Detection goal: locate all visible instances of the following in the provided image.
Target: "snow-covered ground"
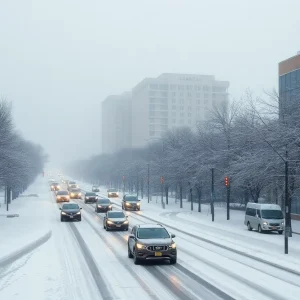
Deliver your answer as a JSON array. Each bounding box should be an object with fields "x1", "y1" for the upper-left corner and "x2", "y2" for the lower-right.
[{"x1": 1, "y1": 176, "x2": 300, "y2": 300}]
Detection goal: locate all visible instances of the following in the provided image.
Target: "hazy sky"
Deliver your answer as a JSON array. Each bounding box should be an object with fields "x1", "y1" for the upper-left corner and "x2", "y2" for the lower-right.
[{"x1": 0, "y1": 0, "x2": 299, "y2": 164}]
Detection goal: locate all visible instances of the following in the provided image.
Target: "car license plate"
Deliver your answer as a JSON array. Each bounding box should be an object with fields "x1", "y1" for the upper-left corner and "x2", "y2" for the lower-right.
[
  {"x1": 271, "y1": 226, "x2": 276, "y2": 229},
  {"x1": 70, "y1": 216, "x2": 73, "y2": 219},
  {"x1": 116, "y1": 225, "x2": 121, "y2": 227},
  {"x1": 155, "y1": 252, "x2": 162, "y2": 256}
]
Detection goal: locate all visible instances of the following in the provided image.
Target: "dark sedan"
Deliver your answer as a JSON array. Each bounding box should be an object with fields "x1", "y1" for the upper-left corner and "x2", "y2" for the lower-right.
[
  {"x1": 103, "y1": 211, "x2": 129, "y2": 231},
  {"x1": 122, "y1": 195, "x2": 141, "y2": 211},
  {"x1": 60, "y1": 203, "x2": 82, "y2": 222},
  {"x1": 95, "y1": 198, "x2": 112, "y2": 212},
  {"x1": 84, "y1": 192, "x2": 98, "y2": 204},
  {"x1": 51, "y1": 182, "x2": 60, "y2": 191}
]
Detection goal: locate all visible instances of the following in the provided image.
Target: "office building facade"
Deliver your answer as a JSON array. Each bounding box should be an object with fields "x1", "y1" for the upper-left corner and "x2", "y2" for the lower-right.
[
  {"x1": 279, "y1": 53, "x2": 300, "y2": 119},
  {"x1": 131, "y1": 73, "x2": 229, "y2": 148},
  {"x1": 101, "y1": 92, "x2": 131, "y2": 154}
]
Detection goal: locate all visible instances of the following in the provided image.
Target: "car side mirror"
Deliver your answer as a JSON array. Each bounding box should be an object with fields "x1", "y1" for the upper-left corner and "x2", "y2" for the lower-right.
[
  {"x1": 171, "y1": 234, "x2": 175, "y2": 238},
  {"x1": 59, "y1": 208, "x2": 61, "y2": 210},
  {"x1": 126, "y1": 215, "x2": 129, "y2": 218},
  {"x1": 128, "y1": 234, "x2": 134, "y2": 239},
  {"x1": 80, "y1": 208, "x2": 82, "y2": 210}
]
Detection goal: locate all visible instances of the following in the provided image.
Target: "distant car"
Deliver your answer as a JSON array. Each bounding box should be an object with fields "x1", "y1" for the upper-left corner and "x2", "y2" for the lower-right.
[
  {"x1": 51, "y1": 182, "x2": 60, "y2": 191},
  {"x1": 107, "y1": 188, "x2": 119, "y2": 197},
  {"x1": 122, "y1": 195, "x2": 141, "y2": 211},
  {"x1": 69, "y1": 188, "x2": 82, "y2": 199},
  {"x1": 128, "y1": 224, "x2": 177, "y2": 265},
  {"x1": 84, "y1": 192, "x2": 98, "y2": 204},
  {"x1": 92, "y1": 186, "x2": 100, "y2": 192},
  {"x1": 95, "y1": 198, "x2": 112, "y2": 213},
  {"x1": 103, "y1": 211, "x2": 128, "y2": 231},
  {"x1": 68, "y1": 184, "x2": 79, "y2": 191},
  {"x1": 60, "y1": 203, "x2": 82, "y2": 222},
  {"x1": 56, "y1": 190, "x2": 70, "y2": 202}
]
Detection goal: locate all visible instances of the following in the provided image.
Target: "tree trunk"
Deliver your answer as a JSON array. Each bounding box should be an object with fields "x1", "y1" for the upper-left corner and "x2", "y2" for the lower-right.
[
  {"x1": 179, "y1": 183, "x2": 183, "y2": 208},
  {"x1": 165, "y1": 186, "x2": 169, "y2": 205},
  {"x1": 196, "y1": 186, "x2": 202, "y2": 212}
]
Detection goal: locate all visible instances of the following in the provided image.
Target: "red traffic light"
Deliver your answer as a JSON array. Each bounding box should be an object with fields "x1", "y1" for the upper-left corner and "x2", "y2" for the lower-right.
[
  {"x1": 160, "y1": 176, "x2": 164, "y2": 184},
  {"x1": 224, "y1": 176, "x2": 229, "y2": 187}
]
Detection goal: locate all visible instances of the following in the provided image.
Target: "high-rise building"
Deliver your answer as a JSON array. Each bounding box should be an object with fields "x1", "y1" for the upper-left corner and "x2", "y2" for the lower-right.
[
  {"x1": 101, "y1": 92, "x2": 131, "y2": 154},
  {"x1": 131, "y1": 73, "x2": 229, "y2": 148},
  {"x1": 279, "y1": 52, "x2": 300, "y2": 119}
]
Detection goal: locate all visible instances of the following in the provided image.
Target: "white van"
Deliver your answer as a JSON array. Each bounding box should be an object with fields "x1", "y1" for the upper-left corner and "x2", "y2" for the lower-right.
[{"x1": 244, "y1": 203, "x2": 284, "y2": 234}]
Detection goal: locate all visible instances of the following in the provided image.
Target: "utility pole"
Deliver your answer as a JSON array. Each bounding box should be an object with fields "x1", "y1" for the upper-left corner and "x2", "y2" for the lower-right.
[
  {"x1": 189, "y1": 182, "x2": 193, "y2": 211},
  {"x1": 211, "y1": 168, "x2": 215, "y2": 222},
  {"x1": 285, "y1": 158, "x2": 289, "y2": 254},
  {"x1": 147, "y1": 163, "x2": 150, "y2": 203}
]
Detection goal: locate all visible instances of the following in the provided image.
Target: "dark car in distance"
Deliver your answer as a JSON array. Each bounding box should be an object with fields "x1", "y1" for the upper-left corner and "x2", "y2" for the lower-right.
[
  {"x1": 128, "y1": 224, "x2": 177, "y2": 265},
  {"x1": 84, "y1": 192, "x2": 98, "y2": 204},
  {"x1": 95, "y1": 198, "x2": 112, "y2": 212},
  {"x1": 69, "y1": 188, "x2": 82, "y2": 199},
  {"x1": 122, "y1": 195, "x2": 141, "y2": 211},
  {"x1": 92, "y1": 186, "x2": 100, "y2": 192},
  {"x1": 103, "y1": 211, "x2": 129, "y2": 231},
  {"x1": 60, "y1": 203, "x2": 82, "y2": 222}
]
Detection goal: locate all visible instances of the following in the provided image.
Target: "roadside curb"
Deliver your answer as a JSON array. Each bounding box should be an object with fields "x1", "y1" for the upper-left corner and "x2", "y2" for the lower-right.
[{"x1": 0, "y1": 230, "x2": 52, "y2": 267}]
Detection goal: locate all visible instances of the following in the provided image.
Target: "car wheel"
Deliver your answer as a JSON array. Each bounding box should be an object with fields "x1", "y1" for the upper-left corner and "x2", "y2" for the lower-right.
[
  {"x1": 258, "y1": 225, "x2": 263, "y2": 233},
  {"x1": 60, "y1": 216, "x2": 64, "y2": 222},
  {"x1": 128, "y1": 245, "x2": 133, "y2": 258},
  {"x1": 278, "y1": 230, "x2": 283, "y2": 235},
  {"x1": 133, "y1": 248, "x2": 140, "y2": 265},
  {"x1": 106, "y1": 224, "x2": 109, "y2": 231},
  {"x1": 247, "y1": 222, "x2": 252, "y2": 231},
  {"x1": 125, "y1": 227, "x2": 129, "y2": 231},
  {"x1": 170, "y1": 257, "x2": 177, "y2": 265},
  {"x1": 78, "y1": 217, "x2": 82, "y2": 222}
]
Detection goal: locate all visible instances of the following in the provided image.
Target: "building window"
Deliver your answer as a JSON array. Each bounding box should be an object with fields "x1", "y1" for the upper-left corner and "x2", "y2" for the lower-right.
[
  {"x1": 149, "y1": 84, "x2": 158, "y2": 90},
  {"x1": 196, "y1": 106, "x2": 200, "y2": 111},
  {"x1": 149, "y1": 118, "x2": 155, "y2": 123},
  {"x1": 187, "y1": 92, "x2": 192, "y2": 97},
  {"x1": 196, "y1": 93, "x2": 201, "y2": 98},
  {"x1": 172, "y1": 105, "x2": 176, "y2": 110},
  {"x1": 160, "y1": 125, "x2": 168, "y2": 130},
  {"x1": 180, "y1": 119, "x2": 184, "y2": 124},
  {"x1": 203, "y1": 85, "x2": 210, "y2": 91},
  {"x1": 204, "y1": 93, "x2": 209, "y2": 98},
  {"x1": 180, "y1": 99, "x2": 184, "y2": 104},
  {"x1": 159, "y1": 84, "x2": 169, "y2": 90},
  {"x1": 178, "y1": 85, "x2": 185, "y2": 90},
  {"x1": 149, "y1": 91, "x2": 156, "y2": 96},
  {"x1": 172, "y1": 92, "x2": 176, "y2": 97},
  {"x1": 149, "y1": 104, "x2": 155, "y2": 110},
  {"x1": 188, "y1": 106, "x2": 192, "y2": 111},
  {"x1": 188, "y1": 113, "x2": 192, "y2": 117},
  {"x1": 161, "y1": 98, "x2": 168, "y2": 104},
  {"x1": 172, "y1": 112, "x2": 176, "y2": 117},
  {"x1": 180, "y1": 106, "x2": 184, "y2": 110},
  {"x1": 149, "y1": 131, "x2": 155, "y2": 136},
  {"x1": 172, "y1": 119, "x2": 176, "y2": 124},
  {"x1": 160, "y1": 105, "x2": 168, "y2": 110},
  {"x1": 149, "y1": 125, "x2": 155, "y2": 130},
  {"x1": 180, "y1": 112, "x2": 184, "y2": 117},
  {"x1": 197, "y1": 99, "x2": 201, "y2": 104},
  {"x1": 212, "y1": 93, "x2": 216, "y2": 98},
  {"x1": 170, "y1": 84, "x2": 177, "y2": 90},
  {"x1": 172, "y1": 98, "x2": 176, "y2": 103},
  {"x1": 150, "y1": 111, "x2": 155, "y2": 116},
  {"x1": 161, "y1": 91, "x2": 168, "y2": 97},
  {"x1": 161, "y1": 111, "x2": 168, "y2": 117}
]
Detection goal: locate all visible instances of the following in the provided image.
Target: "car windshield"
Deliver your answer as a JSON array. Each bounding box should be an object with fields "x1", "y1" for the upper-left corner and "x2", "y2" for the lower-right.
[
  {"x1": 261, "y1": 210, "x2": 283, "y2": 219},
  {"x1": 93, "y1": 186, "x2": 99, "y2": 188},
  {"x1": 57, "y1": 191, "x2": 68, "y2": 195},
  {"x1": 107, "y1": 212, "x2": 125, "y2": 218},
  {"x1": 86, "y1": 192, "x2": 96, "y2": 196},
  {"x1": 62, "y1": 204, "x2": 79, "y2": 209},
  {"x1": 125, "y1": 196, "x2": 138, "y2": 202},
  {"x1": 71, "y1": 189, "x2": 80, "y2": 192},
  {"x1": 137, "y1": 228, "x2": 170, "y2": 239},
  {"x1": 98, "y1": 199, "x2": 110, "y2": 204},
  {"x1": 108, "y1": 189, "x2": 117, "y2": 192},
  {"x1": 52, "y1": 183, "x2": 59, "y2": 185}
]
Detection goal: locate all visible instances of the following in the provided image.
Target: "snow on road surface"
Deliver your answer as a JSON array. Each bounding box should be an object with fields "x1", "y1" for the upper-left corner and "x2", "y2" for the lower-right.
[{"x1": 1, "y1": 176, "x2": 300, "y2": 300}]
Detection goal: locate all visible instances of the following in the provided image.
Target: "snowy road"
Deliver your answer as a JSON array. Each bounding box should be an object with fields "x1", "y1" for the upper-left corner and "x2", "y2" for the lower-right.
[{"x1": 1, "y1": 178, "x2": 300, "y2": 300}]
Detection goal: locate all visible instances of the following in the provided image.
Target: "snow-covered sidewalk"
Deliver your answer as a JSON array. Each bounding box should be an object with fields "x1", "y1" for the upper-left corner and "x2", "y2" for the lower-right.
[{"x1": 0, "y1": 177, "x2": 52, "y2": 264}]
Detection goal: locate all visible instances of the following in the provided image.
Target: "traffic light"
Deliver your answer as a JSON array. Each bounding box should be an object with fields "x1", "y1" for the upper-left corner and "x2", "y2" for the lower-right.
[
  {"x1": 160, "y1": 176, "x2": 164, "y2": 184},
  {"x1": 122, "y1": 175, "x2": 125, "y2": 181},
  {"x1": 224, "y1": 176, "x2": 229, "y2": 187}
]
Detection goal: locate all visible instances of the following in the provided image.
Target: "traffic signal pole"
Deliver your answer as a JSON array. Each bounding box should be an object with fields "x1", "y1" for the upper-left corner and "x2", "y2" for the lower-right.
[{"x1": 225, "y1": 176, "x2": 230, "y2": 220}]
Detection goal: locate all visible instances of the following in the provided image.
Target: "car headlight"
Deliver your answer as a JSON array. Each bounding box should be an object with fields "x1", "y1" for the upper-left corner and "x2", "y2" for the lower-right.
[
  {"x1": 98, "y1": 205, "x2": 102, "y2": 208},
  {"x1": 263, "y1": 222, "x2": 268, "y2": 225},
  {"x1": 107, "y1": 220, "x2": 114, "y2": 224},
  {"x1": 126, "y1": 203, "x2": 130, "y2": 206},
  {"x1": 108, "y1": 205, "x2": 112, "y2": 208},
  {"x1": 123, "y1": 220, "x2": 129, "y2": 224},
  {"x1": 86, "y1": 197, "x2": 89, "y2": 199},
  {"x1": 61, "y1": 212, "x2": 67, "y2": 215},
  {"x1": 136, "y1": 243, "x2": 146, "y2": 249},
  {"x1": 281, "y1": 222, "x2": 284, "y2": 225},
  {"x1": 57, "y1": 196, "x2": 61, "y2": 199},
  {"x1": 137, "y1": 202, "x2": 140, "y2": 206},
  {"x1": 71, "y1": 193, "x2": 74, "y2": 196},
  {"x1": 57, "y1": 186, "x2": 60, "y2": 189},
  {"x1": 169, "y1": 243, "x2": 176, "y2": 249},
  {"x1": 76, "y1": 211, "x2": 81, "y2": 215},
  {"x1": 78, "y1": 193, "x2": 81, "y2": 196}
]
